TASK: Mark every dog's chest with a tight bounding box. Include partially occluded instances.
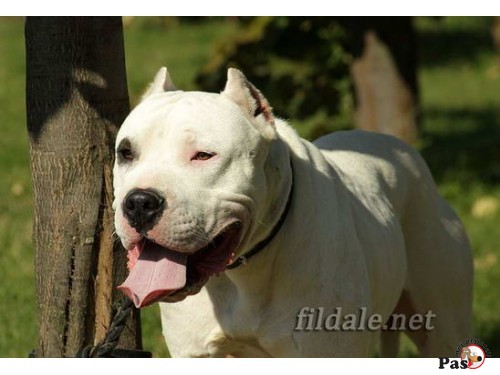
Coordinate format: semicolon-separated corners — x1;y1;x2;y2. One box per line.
160;286;274;357
160;315;272;357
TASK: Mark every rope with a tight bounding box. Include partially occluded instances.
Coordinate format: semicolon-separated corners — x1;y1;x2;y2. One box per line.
30;298;151;357
78;298;150;358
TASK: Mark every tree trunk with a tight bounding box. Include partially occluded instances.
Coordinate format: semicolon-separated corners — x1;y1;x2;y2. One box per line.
350;30;418;144
342;17;419;144
493;17;500;76
492;17;500;52
25;16;141;357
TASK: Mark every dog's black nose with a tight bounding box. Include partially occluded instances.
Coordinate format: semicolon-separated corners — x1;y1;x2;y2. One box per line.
477;356;482;361
123;189;166;232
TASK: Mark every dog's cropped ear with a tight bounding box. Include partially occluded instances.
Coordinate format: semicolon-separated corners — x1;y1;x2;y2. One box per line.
222;68;275;126
141;67;177;101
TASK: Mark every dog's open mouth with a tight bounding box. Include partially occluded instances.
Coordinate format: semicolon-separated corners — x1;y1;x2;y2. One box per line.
118;222;242;308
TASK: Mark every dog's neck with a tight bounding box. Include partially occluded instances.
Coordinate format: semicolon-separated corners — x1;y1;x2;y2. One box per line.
207;127;294;296
226;158;294;270
204;120;349;319
239;130;293;255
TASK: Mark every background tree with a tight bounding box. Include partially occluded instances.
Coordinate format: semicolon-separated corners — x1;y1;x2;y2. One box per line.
25;16;141;357
197;16;418;143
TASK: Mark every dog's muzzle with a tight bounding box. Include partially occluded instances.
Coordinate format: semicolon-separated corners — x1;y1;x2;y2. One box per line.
122;188;166;233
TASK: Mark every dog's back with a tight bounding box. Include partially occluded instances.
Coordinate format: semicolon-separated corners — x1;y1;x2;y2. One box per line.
315;129;473;357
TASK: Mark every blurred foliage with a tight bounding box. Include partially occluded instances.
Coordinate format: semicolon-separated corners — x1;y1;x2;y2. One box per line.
196;17;355;139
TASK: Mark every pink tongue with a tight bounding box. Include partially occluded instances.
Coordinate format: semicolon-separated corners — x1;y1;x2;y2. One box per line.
118;241;187;308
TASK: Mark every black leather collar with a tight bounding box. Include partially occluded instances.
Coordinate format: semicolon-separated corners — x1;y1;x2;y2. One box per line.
226;163;294;270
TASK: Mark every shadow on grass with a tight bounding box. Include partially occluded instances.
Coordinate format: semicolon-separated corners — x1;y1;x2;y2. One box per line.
417;19;494;68
421;108;500;186
478;324;500;357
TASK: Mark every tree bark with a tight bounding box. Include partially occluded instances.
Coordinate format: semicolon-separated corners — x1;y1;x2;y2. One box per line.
25;16;141;357
341;17;419;144
492;17;500;53
350;31;418;144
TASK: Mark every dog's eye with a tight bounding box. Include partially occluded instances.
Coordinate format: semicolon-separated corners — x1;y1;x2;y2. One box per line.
119;148;134;161
192;151;215;161
117;139;134;163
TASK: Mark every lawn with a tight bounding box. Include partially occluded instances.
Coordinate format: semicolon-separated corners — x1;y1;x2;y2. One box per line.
0;16;498;357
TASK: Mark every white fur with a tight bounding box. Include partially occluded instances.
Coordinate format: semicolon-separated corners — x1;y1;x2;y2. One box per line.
113;68;473;357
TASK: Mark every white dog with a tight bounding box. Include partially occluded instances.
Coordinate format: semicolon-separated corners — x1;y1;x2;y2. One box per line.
113;67;473;357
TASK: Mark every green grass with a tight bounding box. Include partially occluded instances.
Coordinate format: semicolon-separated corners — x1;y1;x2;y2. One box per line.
416;16;500;357
0;17;36;358
0;16;498;357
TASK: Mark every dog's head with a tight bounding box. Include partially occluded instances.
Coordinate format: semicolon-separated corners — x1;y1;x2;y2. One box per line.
113;68;291;307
